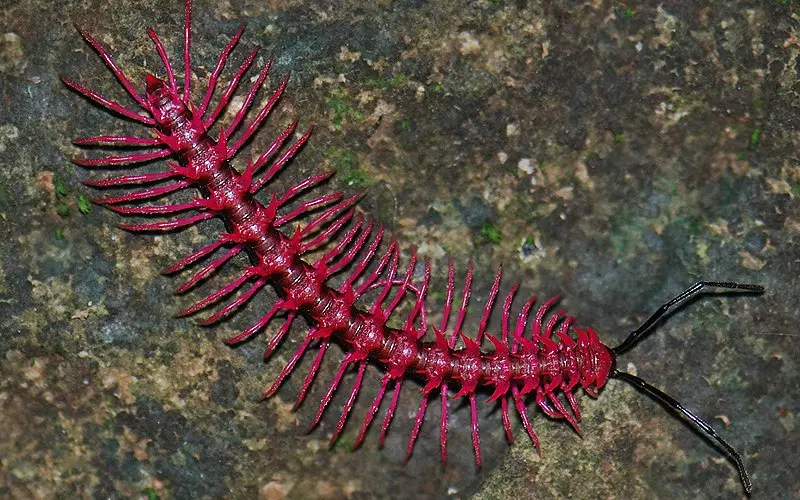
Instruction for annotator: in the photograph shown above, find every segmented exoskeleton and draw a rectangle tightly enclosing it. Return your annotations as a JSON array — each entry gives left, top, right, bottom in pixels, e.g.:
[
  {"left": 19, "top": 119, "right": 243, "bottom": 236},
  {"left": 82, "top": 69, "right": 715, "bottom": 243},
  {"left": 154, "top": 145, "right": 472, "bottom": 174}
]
[{"left": 63, "top": 0, "right": 761, "bottom": 492}]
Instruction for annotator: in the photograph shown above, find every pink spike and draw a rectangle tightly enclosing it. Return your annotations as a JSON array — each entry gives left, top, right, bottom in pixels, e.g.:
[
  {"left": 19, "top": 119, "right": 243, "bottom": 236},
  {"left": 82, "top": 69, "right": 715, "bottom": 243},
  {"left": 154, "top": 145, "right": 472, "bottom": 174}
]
[
  {"left": 166, "top": 160, "right": 200, "bottom": 181},
  {"left": 261, "top": 194, "right": 279, "bottom": 224},
  {"left": 262, "top": 321, "right": 310, "bottom": 399},
  {"left": 369, "top": 250, "right": 400, "bottom": 317},
  {"left": 512, "top": 386, "right": 540, "bottom": 451},
  {"left": 198, "top": 24, "right": 246, "bottom": 116},
  {"left": 306, "top": 357, "right": 352, "bottom": 433},
  {"left": 452, "top": 382, "right": 477, "bottom": 401},
  {"left": 556, "top": 317, "right": 576, "bottom": 347},
  {"left": 83, "top": 171, "right": 175, "bottom": 187},
  {"left": 565, "top": 390, "right": 582, "bottom": 421},
  {"left": 519, "top": 374, "right": 539, "bottom": 397},
  {"left": 200, "top": 277, "right": 268, "bottom": 326},
  {"left": 440, "top": 383, "right": 449, "bottom": 464},
  {"left": 404, "top": 393, "right": 429, "bottom": 463},
  {"left": 500, "top": 285, "right": 520, "bottom": 343},
  {"left": 384, "top": 248, "right": 417, "bottom": 317},
  {"left": 276, "top": 170, "right": 334, "bottom": 207},
  {"left": 450, "top": 261, "right": 473, "bottom": 346},
  {"left": 512, "top": 295, "right": 537, "bottom": 348},
  {"left": 293, "top": 338, "right": 331, "bottom": 409},
  {"left": 487, "top": 333, "right": 508, "bottom": 357},
  {"left": 439, "top": 258, "right": 456, "bottom": 332},
  {"left": 532, "top": 295, "right": 560, "bottom": 338},
  {"left": 459, "top": 331, "right": 480, "bottom": 355},
  {"left": 378, "top": 378, "right": 404, "bottom": 445},
  {"left": 470, "top": 393, "right": 482, "bottom": 468},
  {"left": 229, "top": 72, "right": 291, "bottom": 157},
  {"left": 182, "top": 0, "right": 192, "bottom": 101},
  {"left": 587, "top": 326, "right": 601, "bottom": 344},
  {"left": 245, "top": 120, "right": 298, "bottom": 184},
  {"left": 355, "top": 238, "right": 398, "bottom": 296},
  {"left": 341, "top": 225, "right": 385, "bottom": 291},
  {"left": 204, "top": 45, "right": 259, "bottom": 128},
  {"left": 287, "top": 225, "right": 304, "bottom": 252},
  {"left": 73, "top": 25, "right": 148, "bottom": 108},
  {"left": 301, "top": 209, "right": 355, "bottom": 255},
  {"left": 327, "top": 221, "right": 375, "bottom": 277},
  {"left": 177, "top": 270, "right": 252, "bottom": 317},
  {"left": 224, "top": 57, "right": 273, "bottom": 138},
  {"left": 363, "top": 276, "right": 422, "bottom": 297},
  {"left": 151, "top": 128, "right": 179, "bottom": 151},
  {"left": 224, "top": 300, "right": 284, "bottom": 345},
  {"left": 500, "top": 398, "right": 514, "bottom": 444},
  {"left": 73, "top": 135, "right": 162, "bottom": 147},
  {"left": 274, "top": 192, "right": 343, "bottom": 227},
  {"left": 353, "top": 373, "right": 391, "bottom": 449},
  {"left": 94, "top": 180, "right": 191, "bottom": 205},
  {"left": 297, "top": 193, "right": 362, "bottom": 241},
  {"left": 263, "top": 311, "right": 298, "bottom": 359},
  {"left": 544, "top": 379, "right": 562, "bottom": 399},
  {"left": 163, "top": 239, "right": 224, "bottom": 275},
  {"left": 476, "top": 266, "right": 503, "bottom": 344},
  {"left": 422, "top": 375, "right": 443, "bottom": 396},
  {"left": 576, "top": 327, "right": 590, "bottom": 346},
  {"left": 250, "top": 128, "right": 314, "bottom": 194},
  {"left": 118, "top": 211, "right": 213, "bottom": 232},
  {"left": 147, "top": 28, "right": 177, "bottom": 90},
  {"left": 566, "top": 375, "right": 581, "bottom": 393},
  {"left": 193, "top": 196, "right": 226, "bottom": 212},
  {"left": 547, "top": 392, "right": 581, "bottom": 435},
  {"left": 544, "top": 309, "right": 567, "bottom": 339},
  {"left": 214, "top": 127, "right": 229, "bottom": 161},
  {"left": 61, "top": 76, "right": 155, "bottom": 125},
  {"left": 175, "top": 245, "right": 242, "bottom": 293},
  {"left": 514, "top": 333, "right": 536, "bottom": 352},
  {"left": 403, "top": 257, "right": 431, "bottom": 333},
  {"left": 536, "top": 391, "right": 561, "bottom": 418},
  {"left": 73, "top": 148, "right": 172, "bottom": 167},
  {"left": 539, "top": 335, "right": 559, "bottom": 352},
  {"left": 329, "top": 361, "right": 368, "bottom": 446},
  {"left": 364, "top": 278, "right": 417, "bottom": 295},
  {"left": 107, "top": 201, "right": 201, "bottom": 215},
  {"left": 432, "top": 328, "right": 449, "bottom": 351}
]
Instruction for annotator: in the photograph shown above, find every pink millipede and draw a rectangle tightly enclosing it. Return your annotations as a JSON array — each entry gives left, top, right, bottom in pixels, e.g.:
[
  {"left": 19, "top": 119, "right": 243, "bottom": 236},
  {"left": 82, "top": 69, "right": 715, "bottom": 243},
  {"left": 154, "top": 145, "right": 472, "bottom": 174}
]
[{"left": 62, "top": 0, "right": 763, "bottom": 493}]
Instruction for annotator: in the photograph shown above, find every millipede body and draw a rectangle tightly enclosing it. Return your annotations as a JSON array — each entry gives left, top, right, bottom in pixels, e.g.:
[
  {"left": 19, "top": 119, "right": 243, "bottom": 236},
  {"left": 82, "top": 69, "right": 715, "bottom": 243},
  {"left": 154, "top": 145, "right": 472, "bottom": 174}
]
[{"left": 63, "top": 0, "right": 762, "bottom": 493}]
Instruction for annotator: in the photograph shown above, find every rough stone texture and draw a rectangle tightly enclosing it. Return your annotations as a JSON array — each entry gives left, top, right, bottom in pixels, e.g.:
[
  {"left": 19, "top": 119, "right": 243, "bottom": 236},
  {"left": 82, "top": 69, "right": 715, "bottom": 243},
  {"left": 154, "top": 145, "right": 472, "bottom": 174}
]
[{"left": 1, "top": 1, "right": 798, "bottom": 499}]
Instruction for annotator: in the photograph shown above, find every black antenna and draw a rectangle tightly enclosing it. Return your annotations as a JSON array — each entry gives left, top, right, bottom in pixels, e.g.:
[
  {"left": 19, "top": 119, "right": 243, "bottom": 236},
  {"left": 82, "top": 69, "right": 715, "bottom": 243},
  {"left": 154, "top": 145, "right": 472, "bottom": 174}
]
[
  {"left": 613, "top": 281, "right": 764, "bottom": 356},
  {"left": 610, "top": 280, "right": 763, "bottom": 494},
  {"left": 613, "top": 370, "right": 752, "bottom": 494}
]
